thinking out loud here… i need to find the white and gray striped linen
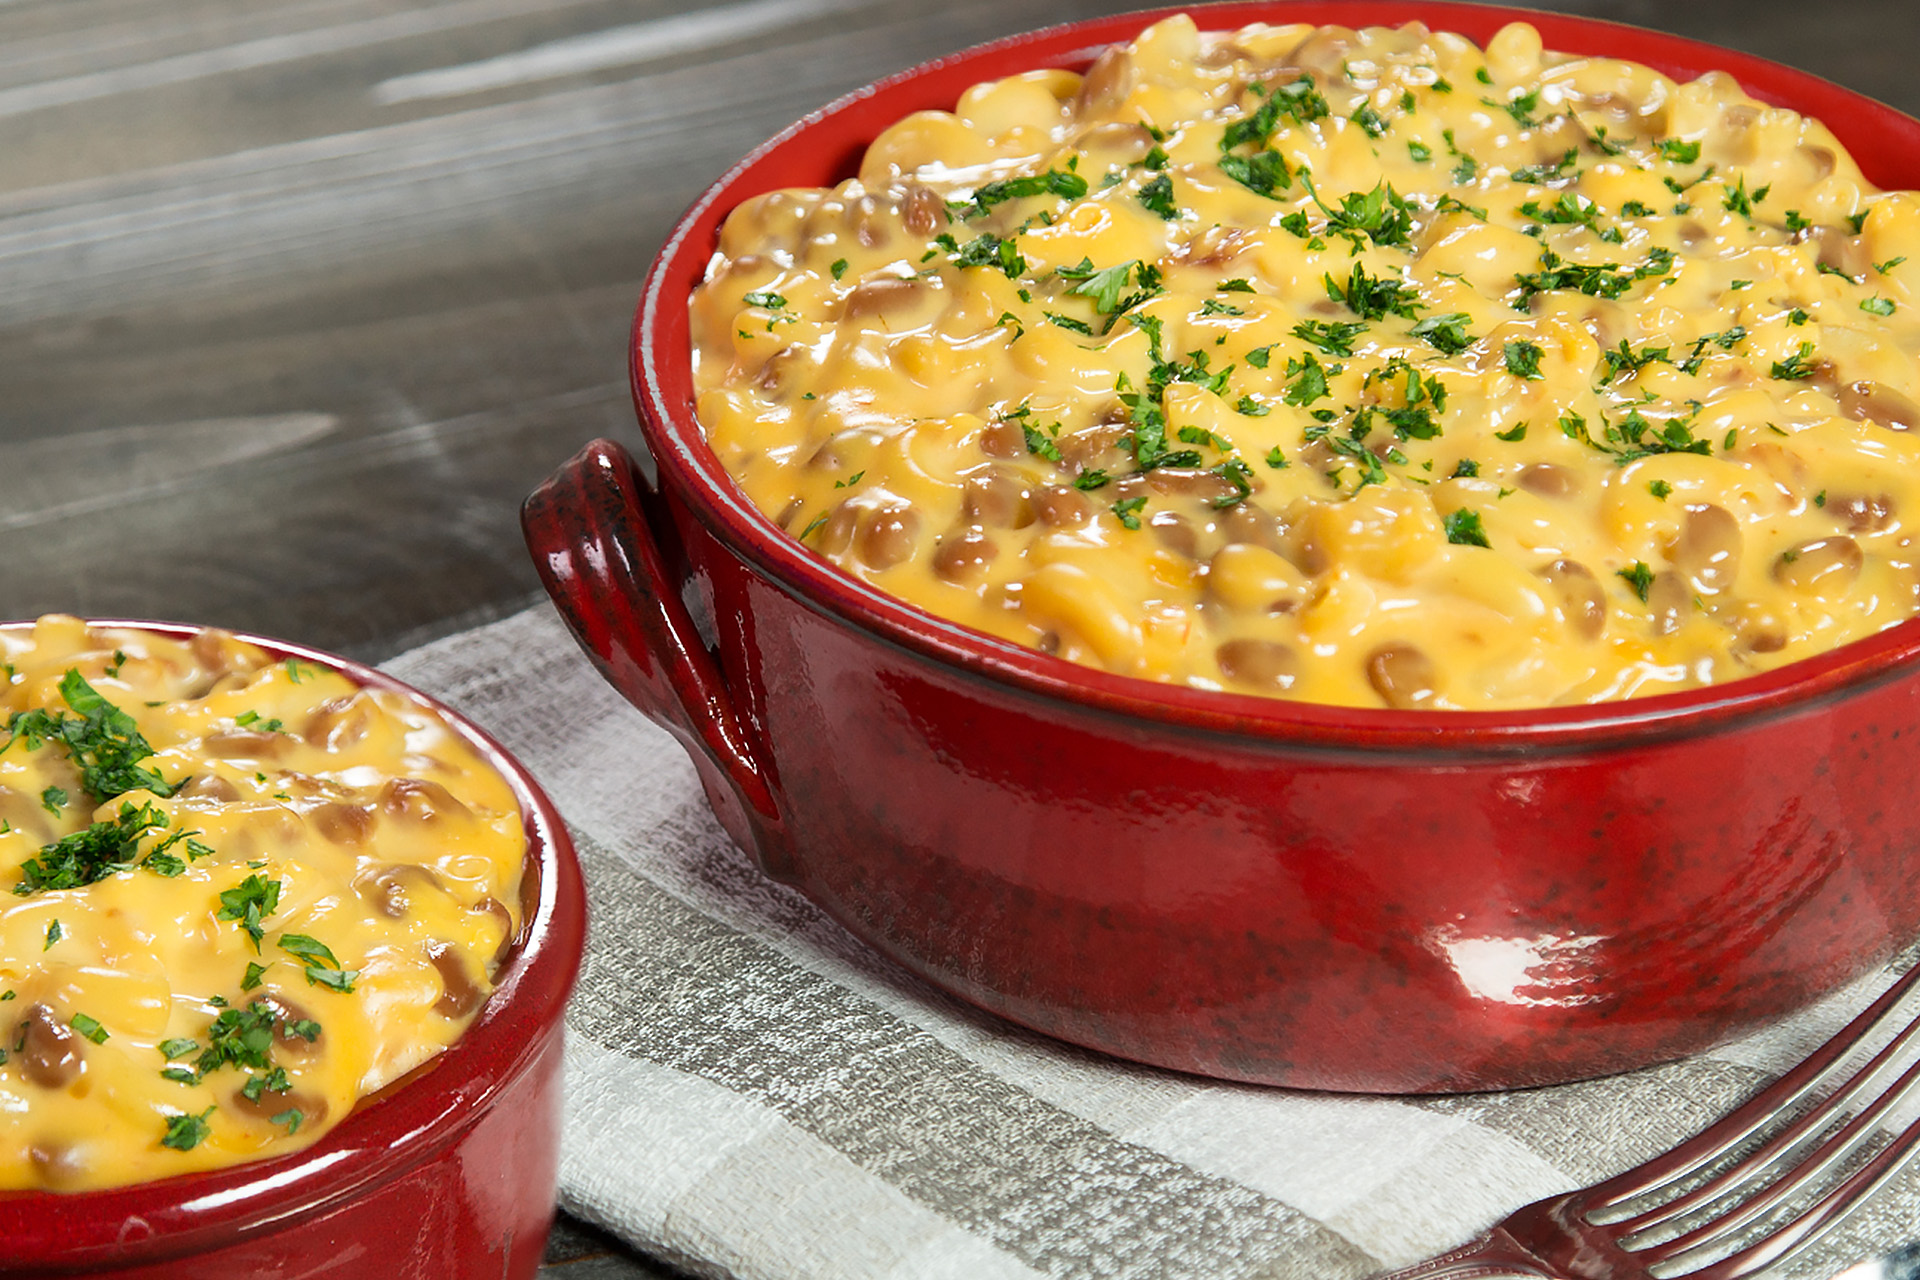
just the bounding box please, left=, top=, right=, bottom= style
left=387, top=605, right=1920, bottom=1280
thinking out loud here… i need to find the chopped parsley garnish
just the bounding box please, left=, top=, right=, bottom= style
left=1450, top=459, right=1480, bottom=478
left=1503, top=340, right=1544, bottom=379
left=69, top=1013, right=108, bottom=1044
left=1410, top=312, right=1475, bottom=355
left=1444, top=509, right=1490, bottom=547
left=242, top=961, right=268, bottom=991
left=1862, top=296, right=1897, bottom=316
left=1022, top=420, right=1062, bottom=462
left=233, top=710, right=284, bottom=732
left=1236, top=395, right=1270, bottom=416
left=1510, top=149, right=1579, bottom=184
left=1304, top=176, right=1416, bottom=249
left=279, top=933, right=359, bottom=993
left=1408, top=140, right=1432, bottom=162
left=216, top=874, right=283, bottom=951
left=948, top=168, right=1088, bottom=219
left=1221, top=75, right=1330, bottom=153
left=14, top=801, right=177, bottom=895
left=1676, top=327, right=1747, bottom=374
left=830, top=258, right=848, bottom=280
left=1292, top=318, right=1370, bottom=357
left=1059, top=258, right=1163, bottom=323
left=39, top=787, right=65, bottom=815
left=1282, top=353, right=1332, bottom=405
left=1044, top=311, right=1094, bottom=335
left=1111, top=496, right=1148, bottom=529
left=1135, top=173, right=1178, bottom=220
left=44, top=920, right=60, bottom=950
left=741, top=290, right=787, bottom=310
left=1484, top=89, right=1542, bottom=129
left=935, top=232, right=1026, bottom=279
left=159, top=1036, right=198, bottom=1061
left=1198, top=298, right=1245, bottom=318
left=1617, top=561, right=1655, bottom=602
left=1324, top=262, right=1423, bottom=321
left=1649, top=479, right=1673, bottom=500
left=1723, top=175, right=1768, bottom=217
left=1494, top=422, right=1529, bottom=442
left=1218, top=149, right=1292, bottom=198
left=1350, top=102, right=1389, bottom=137
left=1600, top=339, right=1672, bottom=379
left=1513, top=246, right=1673, bottom=307
left=1265, top=446, right=1290, bottom=469
left=161, top=1107, right=215, bottom=1152
left=1770, top=341, right=1818, bottom=380
left=4, top=671, right=179, bottom=802
left=1655, top=138, right=1702, bottom=164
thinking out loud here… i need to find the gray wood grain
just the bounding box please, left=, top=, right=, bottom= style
left=0, top=0, right=1912, bottom=1273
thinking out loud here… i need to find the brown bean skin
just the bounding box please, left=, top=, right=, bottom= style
left=839, top=276, right=923, bottom=320
left=1149, top=511, right=1200, bottom=559
left=428, top=941, right=488, bottom=1019
left=1147, top=468, right=1242, bottom=503
left=231, top=1084, right=328, bottom=1129
left=900, top=185, right=944, bottom=238
left=1365, top=645, right=1438, bottom=709
left=1539, top=560, right=1607, bottom=640
left=978, top=418, right=1026, bottom=459
left=16, top=1005, right=83, bottom=1089
left=962, top=468, right=1034, bottom=528
left=1216, top=639, right=1299, bottom=693
left=379, top=777, right=470, bottom=825
left=1648, top=570, right=1691, bottom=636
left=1075, top=46, right=1133, bottom=118
left=259, top=995, right=325, bottom=1060
left=475, top=896, right=517, bottom=965
left=303, top=694, right=374, bottom=750
left=1775, top=536, right=1864, bottom=597
left=1826, top=492, right=1896, bottom=534
left=857, top=505, right=919, bottom=569
left=1517, top=464, right=1579, bottom=499
left=202, top=729, right=288, bottom=760
left=932, top=530, right=999, bottom=584
left=182, top=773, right=242, bottom=802
left=1667, top=503, right=1742, bottom=594
left=311, top=801, right=375, bottom=846
left=1839, top=380, right=1920, bottom=433
left=1031, top=485, right=1093, bottom=528
left=354, top=863, right=449, bottom=919
left=815, top=502, right=859, bottom=556
left=27, top=1141, right=86, bottom=1188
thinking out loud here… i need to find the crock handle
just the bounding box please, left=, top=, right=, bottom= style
left=521, top=439, right=780, bottom=842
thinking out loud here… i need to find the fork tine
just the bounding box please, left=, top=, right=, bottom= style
left=1608, top=1003, right=1920, bottom=1239
left=1684, top=1114, right=1920, bottom=1280
left=1636, top=1049, right=1920, bottom=1266
left=1584, top=963, right=1920, bottom=1216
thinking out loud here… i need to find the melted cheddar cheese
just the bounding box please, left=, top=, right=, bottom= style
left=691, top=16, right=1920, bottom=708
left=0, top=616, right=524, bottom=1190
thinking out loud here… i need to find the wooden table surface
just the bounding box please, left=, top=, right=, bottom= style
left=2, top=0, right=1914, bottom=1274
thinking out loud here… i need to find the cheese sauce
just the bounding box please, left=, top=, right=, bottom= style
left=0, top=616, right=524, bottom=1190
left=691, top=16, right=1920, bottom=708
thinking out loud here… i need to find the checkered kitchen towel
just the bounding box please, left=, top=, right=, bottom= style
left=387, top=603, right=1920, bottom=1280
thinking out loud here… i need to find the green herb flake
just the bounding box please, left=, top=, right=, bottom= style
left=1494, top=422, right=1529, bottom=442
left=830, top=258, right=848, bottom=280
left=1444, top=508, right=1491, bottom=547
left=1503, top=340, right=1545, bottom=380
left=1235, top=395, right=1270, bottom=417
left=1136, top=173, right=1179, bottom=220
left=1410, top=312, right=1475, bottom=356
left=4, top=670, right=178, bottom=803
left=1264, top=446, right=1290, bottom=470
left=1617, top=561, right=1655, bottom=602
left=161, top=1107, right=215, bottom=1152
left=38, top=786, right=65, bottom=815
left=1111, top=496, right=1148, bottom=530
left=1862, top=296, right=1897, bottom=317
left=159, top=1037, right=198, bottom=1061
left=43, top=920, right=60, bottom=951
left=1770, top=341, right=1818, bottom=380
left=741, top=291, right=787, bottom=310
left=1408, top=140, right=1432, bottom=162
left=1656, top=138, right=1702, bottom=165
left=278, top=933, right=359, bottom=993
left=216, top=874, right=284, bottom=952
left=69, top=1012, right=108, bottom=1044
left=1292, top=318, right=1370, bottom=357
left=1649, top=479, right=1673, bottom=500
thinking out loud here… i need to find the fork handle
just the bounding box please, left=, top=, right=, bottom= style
left=1373, top=1228, right=1558, bottom=1279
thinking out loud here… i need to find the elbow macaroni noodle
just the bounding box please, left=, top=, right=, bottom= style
left=691, top=16, right=1920, bottom=709
left=0, top=617, right=524, bottom=1190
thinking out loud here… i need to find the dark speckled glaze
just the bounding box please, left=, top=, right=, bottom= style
left=0, top=621, right=586, bottom=1276
left=523, top=3, right=1920, bottom=1093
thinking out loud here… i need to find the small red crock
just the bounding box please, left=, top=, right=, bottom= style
left=524, top=3, right=1920, bottom=1093
left=0, top=620, right=586, bottom=1276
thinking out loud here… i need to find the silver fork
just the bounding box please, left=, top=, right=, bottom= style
left=1379, top=963, right=1920, bottom=1279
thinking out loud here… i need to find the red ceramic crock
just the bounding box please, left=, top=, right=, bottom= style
left=0, top=620, right=586, bottom=1276
left=524, top=3, right=1920, bottom=1093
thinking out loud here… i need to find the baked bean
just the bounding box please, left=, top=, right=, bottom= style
left=1285, top=25, right=1354, bottom=78
left=259, top=996, right=324, bottom=1060
left=839, top=276, right=923, bottom=320
left=231, top=1084, right=327, bottom=1129
left=858, top=504, right=920, bottom=569
left=311, top=801, right=374, bottom=847
left=27, top=1141, right=85, bottom=1188
left=1647, top=570, right=1691, bottom=636
left=1838, top=380, right=1920, bottom=433
left=1075, top=46, right=1133, bottom=118
left=189, top=630, right=244, bottom=681
left=1774, top=536, right=1863, bottom=597
left=379, top=777, right=470, bottom=825
left=962, top=467, right=1034, bottom=528
left=1147, top=467, right=1242, bottom=503
left=1826, top=491, right=1896, bottom=533
left=978, top=418, right=1026, bottom=459
left=1222, top=501, right=1289, bottom=555
left=182, top=773, right=242, bottom=802
left=1666, top=503, right=1742, bottom=594
left=1810, top=226, right=1873, bottom=278
left=1365, top=644, right=1438, bottom=709
left=1031, top=485, right=1093, bottom=528
left=901, top=184, right=944, bottom=238
left=16, top=1005, right=82, bottom=1089
left=202, top=729, right=287, bottom=760
left=1517, top=463, right=1578, bottom=499
left=933, top=530, right=999, bottom=583
left=428, top=941, right=488, bottom=1019
left=815, top=502, right=860, bottom=556
left=476, top=896, right=517, bottom=965
left=1078, top=121, right=1154, bottom=163
left=1539, top=559, right=1607, bottom=640
left=1216, top=639, right=1299, bottom=692
left=1799, top=144, right=1837, bottom=179
left=354, top=863, right=449, bottom=920
left=1149, top=511, right=1200, bottom=559
left=1058, top=422, right=1128, bottom=470
left=303, top=694, right=374, bottom=750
